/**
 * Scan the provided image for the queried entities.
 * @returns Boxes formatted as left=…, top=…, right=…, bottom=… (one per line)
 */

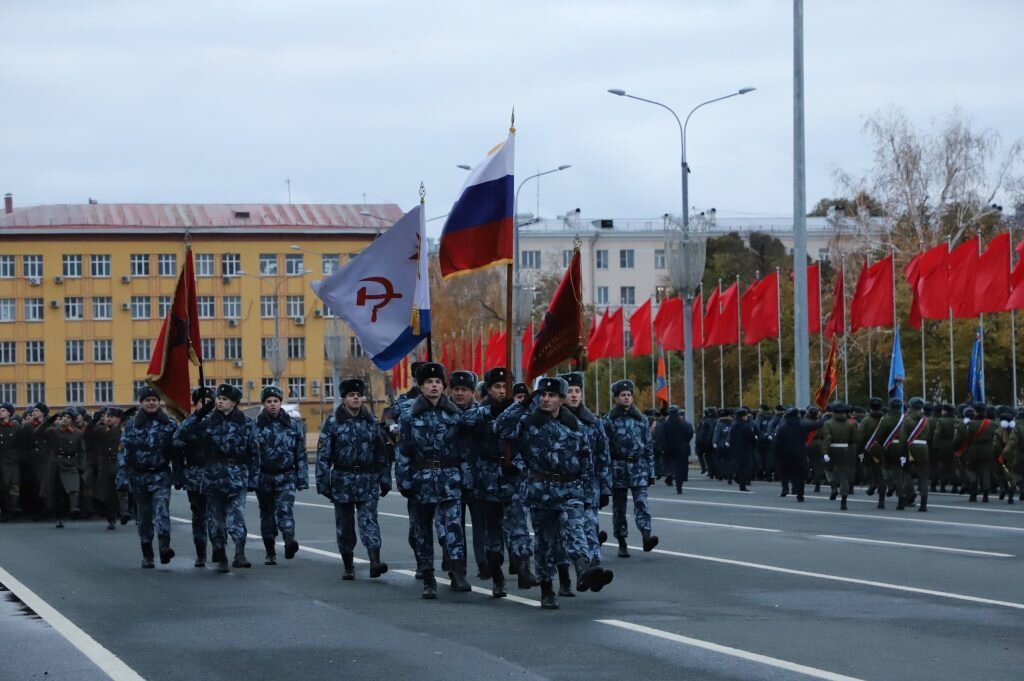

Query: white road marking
left=0, top=565, right=148, bottom=681
left=814, top=534, right=1014, bottom=557
left=597, top=619, right=865, bottom=681
left=596, top=511, right=780, bottom=533
left=653, top=485, right=752, bottom=495
left=796, top=492, right=1024, bottom=516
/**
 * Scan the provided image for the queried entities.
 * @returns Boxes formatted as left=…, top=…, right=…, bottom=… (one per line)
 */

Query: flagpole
left=754, top=270, right=762, bottom=405
left=977, top=237, right=985, bottom=402
left=622, top=307, right=627, bottom=380
left=718, top=278, right=724, bottom=408
left=777, top=266, right=784, bottom=404
left=736, top=274, right=742, bottom=405
left=818, top=263, right=824, bottom=376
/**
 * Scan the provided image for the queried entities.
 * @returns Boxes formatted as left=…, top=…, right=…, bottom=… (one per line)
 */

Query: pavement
left=2, top=474, right=1023, bottom=681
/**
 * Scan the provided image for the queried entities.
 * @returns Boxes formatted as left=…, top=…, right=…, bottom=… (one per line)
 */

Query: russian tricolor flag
left=439, top=132, right=515, bottom=279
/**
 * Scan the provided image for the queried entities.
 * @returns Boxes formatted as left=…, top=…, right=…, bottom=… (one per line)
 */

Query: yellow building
left=0, top=197, right=403, bottom=425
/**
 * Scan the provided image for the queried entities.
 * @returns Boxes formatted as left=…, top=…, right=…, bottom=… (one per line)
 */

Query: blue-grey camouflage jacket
left=174, top=407, right=259, bottom=495
left=461, top=397, right=517, bottom=503
left=317, top=405, right=391, bottom=503
left=253, top=409, right=308, bottom=493
left=567, top=404, right=612, bottom=501
left=603, top=404, right=654, bottom=488
left=495, top=401, right=590, bottom=509
left=116, top=410, right=179, bottom=493
left=173, top=411, right=208, bottom=492
left=396, top=395, right=470, bottom=503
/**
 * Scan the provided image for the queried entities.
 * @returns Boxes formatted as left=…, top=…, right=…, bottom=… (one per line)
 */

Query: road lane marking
left=814, top=534, right=1014, bottom=557
left=0, top=566, right=148, bottom=681
left=795, top=492, right=1024, bottom=515
left=596, top=511, right=780, bottom=533
left=597, top=619, right=865, bottom=681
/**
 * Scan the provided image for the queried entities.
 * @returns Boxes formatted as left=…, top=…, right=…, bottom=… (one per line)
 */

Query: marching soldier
left=173, top=388, right=215, bottom=567
left=931, top=404, right=957, bottom=493
left=805, top=407, right=826, bottom=493
left=0, top=403, right=21, bottom=520
left=821, top=404, right=857, bottom=510
left=954, top=405, right=996, bottom=503
left=900, top=397, right=931, bottom=511
left=729, top=408, right=757, bottom=492
left=604, top=379, right=658, bottom=558
left=92, top=407, right=125, bottom=530
left=512, top=383, right=529, bottom=405
left=878, top=399, right=908, bottom=510
left=711, top=408, right=733, bottom=482
left=993, top=407, right=1015, bottom=503
left=116, top=386, right=179, bottom=567
left=654, top=405, right=692, bottom=495
left=41, top=410, right=85, bottom=528
left=773, top=407, right=823, bottom=502
left=447, top=370, right=486, bottom=580
left=19, top=403, right=52, bottom=519
left=253, top=385, right=308, bottom=566
left=858, top=398, right=888, bottom=507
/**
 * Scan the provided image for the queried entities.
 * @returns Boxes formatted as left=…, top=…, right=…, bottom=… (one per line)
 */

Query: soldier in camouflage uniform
left=175, top=383, right=259, bottom=573
left=820, top=404, right=856, bottom=510
left=253, top=385, right=308, bottom=566
left=954, top=404, right=996, bottom=503
left=604, top=379, right=658, bottom=558
left=496, top=376, right=614, bottom=610
left=116, top=387, right=179, bottom=567
left=40, top=410, right=85, bottom=528
left=899, top=397, right=931, bottom=511
left=710, top=408, right=733, bottom=482
left=512, top=382, right=529, bottom=404
left=393, top=361, right=426, bottom=577
left=447, top=370, right=486, bottom=580
left=92, top=407, right=125, bottom=530
left=317, top=378, right=391, bottom=580
left=173, top=388, right=215, bottom=567
left=396, top=362, right=472, bottom=598
left=0, top=403, right=21, bottom=520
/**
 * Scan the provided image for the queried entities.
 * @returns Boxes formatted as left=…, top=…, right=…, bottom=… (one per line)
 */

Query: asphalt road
left=2, top=474, right=1023, bottom=681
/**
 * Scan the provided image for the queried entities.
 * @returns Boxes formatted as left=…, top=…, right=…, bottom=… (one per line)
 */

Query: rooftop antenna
left=286, top=178, right=292, bottom=204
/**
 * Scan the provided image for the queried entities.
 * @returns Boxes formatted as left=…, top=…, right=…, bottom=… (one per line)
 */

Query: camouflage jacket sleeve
left=395, top=414, right=413, bottom=491
left=315, top=418, right=332, bottom=496
left=248, top=422, right=261, bottom=490
left=115, top=426, right=131, bottom=491
left=173, top=414, right=199, bottom=450
left=494, top=401, right=528, bottom=446
left=293, top=420, right=309, bottom=489
left=641, top=419, right=654, bottom=478
left=375, top=424, right=392, bottom=492
left=594, top=424, right=612, bottom=496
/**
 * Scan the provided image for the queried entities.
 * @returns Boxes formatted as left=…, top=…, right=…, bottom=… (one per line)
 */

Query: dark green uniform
left=92, top=423, right=124, bottom=526
left=858, top=407, right=885, bottom=499
left=820, top=410, right=857, bottom=507
left=899, top=407, right=930, bottom=510
left=930, top=409, right=956, bottom=492
left=0, top=413, right=20, bottom=517
left=41, top=423, right=86, bottom=522
left=873, top=406, right=905, bottom=510
left=953, top=414, right=996, bottom=502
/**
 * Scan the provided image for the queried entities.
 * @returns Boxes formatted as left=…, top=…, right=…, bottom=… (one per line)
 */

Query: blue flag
left=967, top=326, right=985, bottom=402
left=888, top=325, right=905, bottom=401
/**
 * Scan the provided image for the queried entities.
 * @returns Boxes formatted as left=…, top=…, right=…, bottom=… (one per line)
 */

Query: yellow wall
left=0, top=232, right=386, bottom=426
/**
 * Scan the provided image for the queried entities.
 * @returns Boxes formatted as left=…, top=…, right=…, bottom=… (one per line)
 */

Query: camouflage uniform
left=604, top=404, right=656, bottom=545
left=254, top=408, right=308, bottom=557
left=173, top=410, right=212, bottom=560
left=116, top=410, right=178, bottom=559
left=393, top=386, right=423, bottom=557
left=566, top=403, right=611, bottom=563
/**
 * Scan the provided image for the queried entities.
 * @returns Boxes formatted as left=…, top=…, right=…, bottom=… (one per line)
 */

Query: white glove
left=823, top=454, right=830, bottom=463
left=858, top=453, right=864, bottom=462
left=1000, top=420, right=1010, bottom=429
left=388, top=424, right=399, bottom=434
left=899, top=456, right=907, bottom=466
left=963, top=418, right=970, bottom=425
left=1012, top=421, right=1017, bottom=429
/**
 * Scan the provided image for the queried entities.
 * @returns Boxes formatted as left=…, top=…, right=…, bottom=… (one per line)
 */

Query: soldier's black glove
left=599, top=494, right=610, bottom=509
left=196, top=401, right=215, bottom=418
left=648, top=477, right=656, bottom=486
left=173, top=482, right=183, bottom=491
left=123, top=407, right=139, bottom=420
left=380, top=486, right=390, bottom=498
left=399, top=488, right=412, bottom=499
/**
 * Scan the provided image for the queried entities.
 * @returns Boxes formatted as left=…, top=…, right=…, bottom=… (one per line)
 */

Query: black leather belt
left=613, top=456, right=636, bottom=464
left=529, top=471, right=581, bottom=484
left=412, top=458, right=462, bottom=470
left=262, top=466, right=296, bottom=474
left=209, top=456, right=248, bottom=466
left=333, top=464, right=372, bottom=473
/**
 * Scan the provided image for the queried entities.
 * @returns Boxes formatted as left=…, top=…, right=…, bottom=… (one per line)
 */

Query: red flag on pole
left=1005, top=240, right=1024, bottom=311
left=472, top=336, right=483, bottom=375
left=690, top=293, right=704, bottom=350
left=653, top=297, right=684, bottom=352
left=521, top=321, right=535, bottom=379
left=602, top=308, right=625, bottom=358
left=975, top=233, right=1011, bottom=314
left=526, top=248, right=585, bottom=381
left=904, top=243, right=950, bottom=328
left=588, top=309, right=610, bottom=360
left=824, top=267, right=845, bottom=339
left=741, top=272, right=780, bottom=345
left=707, top=282, right=739, bottom=345
left=703, top=286, right=722, bottom=347
left=813, top=336, right=840, bottom=410
left=849, top=254, right=894, bottom=331
left=484, top=330, right=506, bottom=371
left=629, top=298, right=653, bottom=357
left=949, top=237, right=979, bottom=319
left=146, top=248, right=202, bottom=419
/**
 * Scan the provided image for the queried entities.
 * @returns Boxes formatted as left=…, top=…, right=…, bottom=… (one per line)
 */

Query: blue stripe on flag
left=371, top=310, right=432, bottom=370
left=442, top=175, right=513, bottom=236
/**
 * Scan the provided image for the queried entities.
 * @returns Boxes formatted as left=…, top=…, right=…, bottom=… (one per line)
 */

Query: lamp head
left=607, top=88, right=626, bottom=96
left=557, top=165, right=572, bottom=171
left=738, top=87, right=756, bottom=94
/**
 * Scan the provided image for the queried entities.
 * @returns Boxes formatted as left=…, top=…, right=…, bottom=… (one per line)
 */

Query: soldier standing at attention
left=116, top=387, right=179, bottom=567
left=900, top=397, right=931, bottom=511
left=41, top=410, right=85, bottom=528
left=317, top=378, right=391, bottom=580
left=175, top=383, right=259, bottom=573
left=821, top=404, right=857, bottom=510
left=173, top=388, right=215, bottom=567
left=254, top=385, right=308, bottom=566
left=604, top=379, right=658, bottom=558
left=92, top=408, right=125, bottom=530
left=0, top=403, right=22, bottom=520
left=395, top=363, right=471, bottom=598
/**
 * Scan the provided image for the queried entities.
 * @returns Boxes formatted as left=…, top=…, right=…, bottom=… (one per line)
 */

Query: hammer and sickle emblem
left=356, top=277, right=403, bottom=322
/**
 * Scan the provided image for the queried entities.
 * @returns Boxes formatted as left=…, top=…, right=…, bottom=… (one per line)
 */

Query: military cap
left=888, top=398, right=903, bottom=410
left=997, top=406, right=1013, bottom=420
left=106, top=407, right=125, bottom=419
left=339, top=378, right=366, bottom=397
left=774, top=404, right=785, bottom=412
left=831, top=403, right=850, bottom=414
left=806, top=406, right=821, bottom=417
left=484, top=367, right=510, bottom=389
left=716, top=408, right=728, bottom=417
left=535, top=376, right=568, bottom=397
left=449, top=370, right=477, bottom=390
left=667, top=405, right=680, bottom=416
left=611, top=379, right=635, bottom=397
left=1016, top=406, right=1024, bottom=420
left=923, top=403, right=934, bottom=415
left=868, top=397, right=883, bottom=410
left=216, top=383, right=243, bottom=403
left=0, top=402, right=14, bottom=416
left=410, top=361, right=426, bottom=378
left=963, top=406, right=977, bottom=419
left=191, top=387, right=214, bottom=405
left=785, top=407, right=800, bottom=418
left=760, top=403, right=770, bottom=412
left=33, top=402, right=49, bottom=416
left=260, top=385, right=285, bottom=402
left=137, top=385, right=160, bottom=402
left=415, top=362, right=447, bottom=386
left=559, top=372, right=584, bottom=389
left=512, top=382, right=529, bottom=397
left=908, top=397, right=925, bottom=410
left=941, top=403, right=955, bottom=415
left=735, top=408, right=750, bottom=418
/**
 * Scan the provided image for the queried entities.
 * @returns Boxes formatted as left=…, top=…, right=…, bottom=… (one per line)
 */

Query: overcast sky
left=2, top=0, right=1021, bottom=236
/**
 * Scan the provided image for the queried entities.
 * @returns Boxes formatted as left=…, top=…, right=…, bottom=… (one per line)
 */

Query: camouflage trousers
left=206, top=491, right=247, bottom=549
left=612, top=485, right=651, bottom=538
left=474, top=499, right=533, bottom=565
left=503, top=498, right=533, bottom=559
left=134, top=485, right=171, bottom=543
left=334, top=498, right=381, bottom=553
left=582, top=502, right=602, bottom=562
left=187, top=491, right=209, bottom=544
left=411, top=499, right=464, bottom=571
left=530, top=500, right=588, bottom=582
left=257, top=489, right=297, bottom=542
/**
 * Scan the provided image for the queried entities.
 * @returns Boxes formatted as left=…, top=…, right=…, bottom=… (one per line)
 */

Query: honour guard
left=604, top=379, right=658, bottom=557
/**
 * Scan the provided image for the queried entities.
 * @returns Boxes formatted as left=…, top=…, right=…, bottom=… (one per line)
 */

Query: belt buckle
left=352, top=465, right=362, bottom=473
left=626, top=457, right=634, bottom=464
left=551, top=473, right=562, bottom=484
left=431, top=460, right=441, bottom=470
left=226, top=457, right=235, bottom=466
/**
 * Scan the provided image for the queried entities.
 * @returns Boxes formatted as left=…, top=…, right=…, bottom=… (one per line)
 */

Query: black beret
left=105, top=407, right=125, bottom=419
left=415, top=362, right=447, bottom=386
left=484, top=367, right=511, bottom=389
left=137, top=385, right=160, bottom=402
left=216, top=383, right=242, bottom=403
left=449, top=370, right=477, bottom=390
left=260, top=385, right=285, bottom=402
left=191, top=387, right=214, bottom=405
left=339, top=378, right=366, bottom=397
left=512, top=382, right=529, bottom=396
left=611, top=379, right=635, bottom=397
left=535, top=376, right=568, bottom=397
left=774, top=404, right=785, bottom=412
left=559, top=372, right=584, bottom=389
left=33, top=402, right=49, bottom=416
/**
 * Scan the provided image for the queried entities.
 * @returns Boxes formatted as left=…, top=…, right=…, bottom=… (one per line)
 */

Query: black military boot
left=368, top=548, right=388, bottom=578
left=477, top=561, right=491, bottom=580
left=877, top=493, right=885, bottom=509
left=780, top=486, right=789, bottom=497
left=421, top=569, right=438, bottom=599
left=539, top=581, right=559, bottom=610
left=118, top=493, right=131, bottom=525
left=557, top=564, right=576, bottom=598
left=896, top=496, right=906, bottom=511
left=641, top=531, right=659, bottom=552
left=54, top=514, right=64, bottom=529
left=598, top=530, right=608, bottom=545
left=194, top=542, right=207, bottom=568
left=212, top=546, right=230, bottom=573
left=829, top=488, right=839, bottom=501
left=450, top=559, right=472, bottom=592
left=813, top=483, right=821, bottom=493
left=263, top=538, right=277, bottom=566
left=342, top=553, right=355, bottom=580
left=158, top=534, right=175, bottom=564
left=840, top=495, right=848, bottom=511
left=982, top=491, right=989, bottom=503
left=918, top=496, right=928, bottom=512
left=617, top=537, right=630, bottom=558
left=1008, top=489, right=1015, bottom=505
left=574, top=558, right=613, bottom=593
left=106, top=517, right=116, bottom=531
left=232, top=544, right=251, bottom=568
left=930, top=481, right=938, bottom=492
left=866, top=484, right=876, bottom=496
left=517, top=559, right=538, bottom=589
left=284, top=536, right=300, bottom=560
left=999, top=486, right=1006, bottom=500
left=141, top=542, right=155, bottom=569
left=507, top=555, right=520, bottom=576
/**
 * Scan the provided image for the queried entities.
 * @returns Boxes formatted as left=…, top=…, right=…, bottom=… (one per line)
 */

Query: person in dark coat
left=654, top=406, right=693, bottom=494
left=773, top=408, right=825, bottom=502
left=729, top=409, right=757, bottom=491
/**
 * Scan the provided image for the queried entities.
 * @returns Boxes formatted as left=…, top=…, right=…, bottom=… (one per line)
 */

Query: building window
left=287, top=337, right=305, bottom=359
left=202, top=377, right=217, bottom=389
left=91, top=254, right=111, bottom=278
left=285, top=254, right=304, bottom=275
left=654, top=249, right=666, bottom=270
left=66, top=340, right=85, bottom=363
left=158, top=254, right=177, bottom=277
left=0, top=299, right=14, bottom=322
left=225, top=378, right=243, bottom=390
left=561, top=250, right=573, bottom=268
left=596, top=287, right=609, bottom=306
left=349, top=336, right=364, bottom=358
left=64, top=297, right=84, bottom=320
left=222, top=296, right=241, bottom=319
left=94, top=381, right=114, bottom=404
left=260, top=295, right=278, bottom=318
left=0, top=255, right=14, bottom=278
left=130, top=254, right=150, bottom=277
left=286, top=295, right=305, bottom=319
left=195, top=254, right=214, bottom=277
left=620, top=286, right=636, bottom=306
left=25, top=341, right=44, bottom=364
left=132, top=339, right=151, bottom=362
left=23, top=255, right=43, bottom=279
left=521, top=250, right=541, bottom=269
left=261, top=377, right=275, bottom=388
left=201, top=338, right=216, bottom=360
left=132, top=380, right=147, bottom=398
left=261, top=338, right=278, bottom=360
left=62, top=254, right=82, bottom=278
left=322, top=254, right=340, bottom=274
left=221, top=254, right=241, bottom=277
left=595, top=250, right=608, bottom=269
left=130, top=296, right=151, bottom=320
left=619, top=249, right=635, bottom=269
left=24, top=298, right=44, bottom=322
left=197, top=296, right=215, bottom=319
left=259, top=254, right=278, bottom=275
left=323, top=376, right=335, bottom=399
left=92, top=296, right=112, bottom=320
left=818, top=248, right=831, bottom=262
left=0, top=383, right=17, bottom=404
left=26, top=382, right=45, bottom=404
left=93, top=339, right=113, bottom=363
left=287, top=377, right=306, bottom=400
left=224, top=338, right=242, bottom=360
left=66, top=382, right=85, bottom=404
left=157, top=295, right=172, bottom=319
left=0, top=341, right=15, bottom=364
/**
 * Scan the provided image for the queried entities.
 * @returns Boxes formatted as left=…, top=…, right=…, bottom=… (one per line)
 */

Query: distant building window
left=287, top=377, right=306, bottom=400
left=221, top=254, right=241, bottom=277
left=0, top=255, right=14, bottom=278
left=0, top=341, right=15, bottom=364
left=201, top=338, right=216, bottom=360
left=64, top=297, right=84, bottom=320
left=285, top=254, right=304, bottom=275
left=94, top=381, right=114, bottom=404
left=561, top=250, right=573, bottom=268
left=132, top=339, right=151, bottom=362
left=66, top=381, right=85, bottom=404
left=130, top=296, right=151, bottom=320
left=654, top=249, right=666, bottom=270
left=261, top=338, right=274, bottom=360
left=323, top=376, right=335, bottom=398
left=262, top=377, right=275, bottom=388
left=25, top=341, right=44, bottom=364
left=23, top=255, right=44, bottom=279
left=132, top=380, right=147, bottom=398
left=66, top=340, right=85, bottom=363
left=24, top=298, right=44, bottom=321
left=93, top=339, right=112, bottom=363
left=195, top=254, right=214, bottom=277
left=224, top=338, right=242, bottom=360
left=91, top=254, right=111, bottom=278
left=349, top=336, right=364, bottom=358
left=595, top=250, right=608, bottom=270
left=197, top=296, right=215, bottom=319
left=260, top=295, right=277, bottom=319
left=818, top=248, right=831, bottom=261
left=130, top=254, right=150, bottom=277
left=26, top=382, right=45, bottom=404
left=596, top=287, right=609, bottom=306
left=259, top=254, right=278, bottom=275
left=521, top=251, right=541, bottom=269
left=63, top=255, right=82, bottom=278
left=620, top=286, right=636, bottom=306
left=0, top=299, right=15, bottom=322
left=158, top=253, right=177, bottom=277
left=287, top=337, right=305, bottom=359
left=157, top=295, right=172, bottom=319
left=619, top=249, right=635, bottom=269
left=322, top=254, right=340, bottom=274
left=0, top=383, right=17, bottom=404
left=92, top=297, right=112, bottom=320
left=286, top=295, right=305, bottom=319
left=225, top=378, right=243, bottom=390
left=223, top=296, right=241, bottom=319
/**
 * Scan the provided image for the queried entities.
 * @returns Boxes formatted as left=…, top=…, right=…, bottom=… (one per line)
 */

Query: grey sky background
left=2, top=0, right=1021, bottom=237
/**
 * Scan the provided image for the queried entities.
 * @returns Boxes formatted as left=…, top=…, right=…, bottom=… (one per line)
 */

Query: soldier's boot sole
left=284, top=539, right=299, bottom=560
left=866, top=486, right=876, bottom=496
left=642, top=533, right=659, bottom=552
left=507, top=555, right=519, bottom=576
left=557, top=565, right=575, bottom=597
left=590, top=567, right=614, bottom=593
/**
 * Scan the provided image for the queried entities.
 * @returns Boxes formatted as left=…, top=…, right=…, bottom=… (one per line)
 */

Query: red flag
left=588, top=309, right=610, bottom=360
left=707, top=282, right=739, bottom=345
left=949, top=237, right=979, bottom=319
left=1006, top=240, right=1024, bottom=311
left=521, top=321, right=535, bottom=378
left=904, top=253, right=924, bottom=330
left=527, top=249, right=585, bottom=381
left=741, top=272, right=780, bottom=345
left=813, top=336, right=840, bottom=410
left=690, top=293, right=704, bottom=350
left=824, top=267, right=845, bottom=339
left=146, top=248, right=202, bottom=419
left=484, top=330, right=506, bottom=371
left=472, top=335, right=483, bottom=375
left=653, top=297, right=684, bottom=352
left=629, top=298, right=653, bottom=357
left=849, top=254, right=894, bottom=331
left=904, top=243, right=950, bottom=328
left=602, top=307, right=625, bottom=358
left=703, top=286, right=722, bottom=347
left=440, top=338, right=451, bottom=369
left=975, top=233, right=1011, bottom=314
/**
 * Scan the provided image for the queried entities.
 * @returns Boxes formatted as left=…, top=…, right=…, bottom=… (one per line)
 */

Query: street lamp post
left=608, top=87, right=755, bottom=422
